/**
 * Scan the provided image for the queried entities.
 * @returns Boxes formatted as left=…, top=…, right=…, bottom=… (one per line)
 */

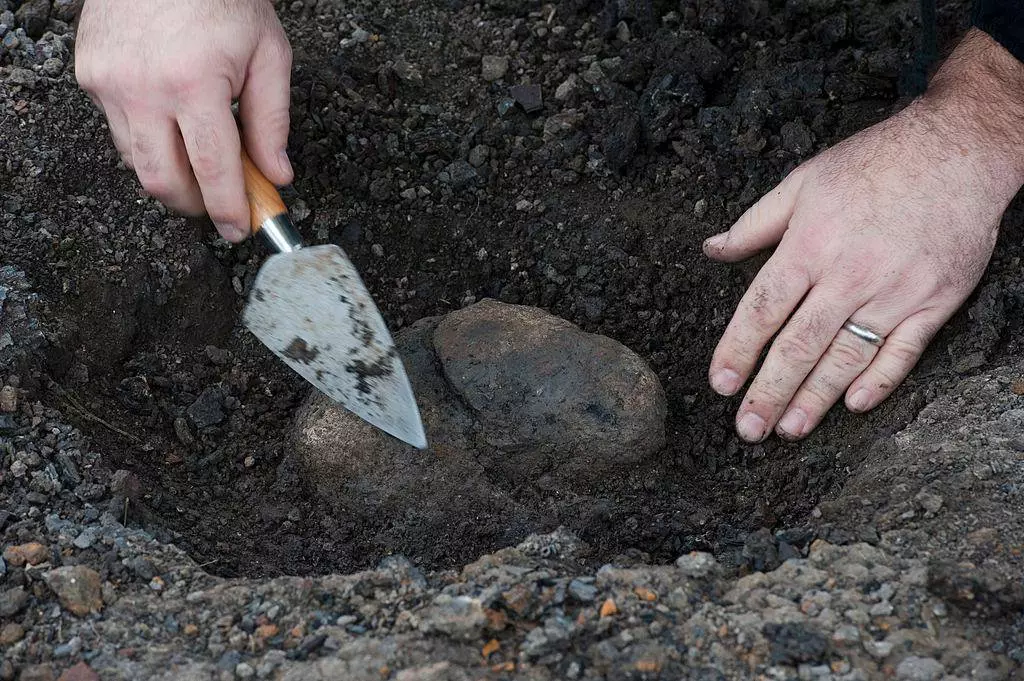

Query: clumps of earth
left=4, top=0, right=1024, bottom=678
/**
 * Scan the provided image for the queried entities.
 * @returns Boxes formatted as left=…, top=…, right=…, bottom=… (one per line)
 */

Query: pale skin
left=74, top=1, right=1024, bottom=442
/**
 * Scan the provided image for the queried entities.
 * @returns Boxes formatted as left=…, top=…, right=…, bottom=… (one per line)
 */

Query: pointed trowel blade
left=242, top=244, right=427, bottom=449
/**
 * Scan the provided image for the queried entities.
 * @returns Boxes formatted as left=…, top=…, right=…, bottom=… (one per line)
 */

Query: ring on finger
left=842, top=320, right=885, bottom=347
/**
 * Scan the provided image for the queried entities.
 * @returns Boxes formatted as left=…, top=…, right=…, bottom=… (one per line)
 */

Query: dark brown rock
left=44, top=566, right=103, bottom=617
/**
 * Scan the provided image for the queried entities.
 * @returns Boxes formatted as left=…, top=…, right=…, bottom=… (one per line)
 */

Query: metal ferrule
left=257, top=214, right=303, bottom=253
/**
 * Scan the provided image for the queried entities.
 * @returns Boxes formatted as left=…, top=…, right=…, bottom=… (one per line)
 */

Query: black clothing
left=973, top=0, right=1024, bottom=63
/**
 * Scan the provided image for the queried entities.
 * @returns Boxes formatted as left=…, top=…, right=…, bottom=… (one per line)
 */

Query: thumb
left=239, top=34, right=294, bottom=186
left=703, top=166, right=804, bottom=263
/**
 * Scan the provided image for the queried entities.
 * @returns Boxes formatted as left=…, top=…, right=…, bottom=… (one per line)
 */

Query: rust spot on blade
left=283, top=337, right=320, bottom=364
left=345, top=350, right=396, bottom=395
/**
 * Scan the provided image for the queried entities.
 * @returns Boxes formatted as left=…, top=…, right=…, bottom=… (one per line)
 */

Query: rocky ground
left=3, top=0, right=1024, bottom=678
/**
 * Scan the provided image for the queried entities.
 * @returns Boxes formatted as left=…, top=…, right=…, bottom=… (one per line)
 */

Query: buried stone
left=291, top=299, right=666, bottom=553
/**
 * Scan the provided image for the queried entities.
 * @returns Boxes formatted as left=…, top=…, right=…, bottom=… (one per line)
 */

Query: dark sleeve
left=972, top=0, right=1024, bottom=63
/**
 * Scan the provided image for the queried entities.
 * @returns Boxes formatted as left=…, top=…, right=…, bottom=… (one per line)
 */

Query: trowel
left=238, top=149, right=427, bottom=449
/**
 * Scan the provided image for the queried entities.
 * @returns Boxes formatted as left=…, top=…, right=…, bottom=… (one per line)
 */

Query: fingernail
left=777, top=408, right=807, bottom=440
left=704, top=233, right=727, bottom=251
left=710, top=369, right=741, bottom=395
left=215, top=222, right=248, bottom=243
left=736, top=412, right=766, bottom=443
left=848, top=388, right=871, bottom=412
left=279, top=150, right=293, bottom=179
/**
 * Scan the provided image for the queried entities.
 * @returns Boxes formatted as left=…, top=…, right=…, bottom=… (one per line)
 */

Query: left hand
left=703, top=29, right=1024, bottom=443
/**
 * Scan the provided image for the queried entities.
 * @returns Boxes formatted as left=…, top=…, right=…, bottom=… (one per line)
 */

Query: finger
left=129, top=114, right=205, bottom=215
left=774, top=315, right=891, bottom=440
left=733, top=286, right=859, bottom=443
left=99, top=102, right=134, bottom=168
left=708, top=253, right=811, bottom=396
left=176, top=81, right=250, bottom=242
left=703, top=166, right=806, bottom=263
left=239, top=33, right=294, bottom=186
left=845, top=310, right=945, bottom=414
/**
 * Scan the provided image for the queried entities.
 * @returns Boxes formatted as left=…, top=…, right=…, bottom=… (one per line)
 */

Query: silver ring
left=842, top=320, right=885, bottom=347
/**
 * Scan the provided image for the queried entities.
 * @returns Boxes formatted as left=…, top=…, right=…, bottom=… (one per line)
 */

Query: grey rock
left=864, top=639, right=894, bottom=659
left=14, top=0, right=48, bottom=39
left=555, top=74, right=578, bottom=101
left=676, top=551, right=718, bottom=578
left=895, top=656, right=945, bottom=681
left=0, top=586, right=29, bottom=617
left=439, top=160, right=479, bottom=189
left=481, top=55, right=508, bottom=81
left=52, top=0, right=83, bottom=22
left=419, top=595, right=487, bottom=640
left=568, top=578, right=597, bottom=602
left=781, top=120, right=814, bottom=154
left=467, top=144, right=489, bottom=168
left=72, top=526, right=97, bottom=549
left=6, top=66, right=36, bottom=88
left=188, top=386, right=225, bottom=428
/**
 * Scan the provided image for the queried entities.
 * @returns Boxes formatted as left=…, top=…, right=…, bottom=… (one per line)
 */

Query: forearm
left=917, top=28, right=1024, bottom=195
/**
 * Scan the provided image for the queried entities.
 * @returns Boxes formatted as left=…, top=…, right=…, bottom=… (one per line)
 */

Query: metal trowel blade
left=242, top=244, right=427, bottom=449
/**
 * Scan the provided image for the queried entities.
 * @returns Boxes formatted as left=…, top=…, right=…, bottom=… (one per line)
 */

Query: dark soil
left=4, top=0, right=1024, bottom=579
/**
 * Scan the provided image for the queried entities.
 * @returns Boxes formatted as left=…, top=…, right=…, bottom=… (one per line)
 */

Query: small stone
left=869, top=601, right=894, bottom=617
left=14, top=0, right=48, bottom=39
left=10, top=459, right=26, bottom=477
left=371, top=244, right=385, bottom=257
left=509, top=84, right=543, bottom=113
left=420, top=595, right=487, bottom=640
left=0, top=622, right=24, bottom=645
left=780, top=120, right=814, bottom=155
left=205, top=345, right=231, bottom=366
left=173, top=417, right=195, bottom=448
left=53, top=636, right=82, bottom=657
left=568, top=579, right=597, bottom=602
left=17, top=665, right=53, bottom=681
left=615, top=20, right=631, bottom=42
left=45, top=565, right=103, bottom=616
left=599, top=598, right=618, bottom=617
left=3, top=541, right=48, bottom=566
left=184, top=623, right=200, bottom=637
left=0, top=385, right=16, bottom=412
left=832, top=626, right=860, bottom=645
left=351, top=27, right=370, bottom=42
left=0, top=587, right=29, bottom=618
left=235, top=663, right=255, bottom=679
left=187, top=386, right=225, bottom=428
left=468, top=145, right=489, bottom=168
left=440, top=160, right=478, bottom=189
left=400, top=187, right=417, bottom=200
left=864, top=640, right=893, bottom=659
left=57, top=662, right=99, bottom=681
left=914, top=490, right=943, bottom=514
left=895, top=656, right=945, bottom=681
left=72, top=527, right=97, bottom=549
left=555, top=74, right=578, bottom=101
left=6, top=67, right=37, bottom=88
left=481, top=55, right=508, bottom=81
left=676, top=551, right=717, bottom=578
left=693, top=199, right=708, bottom=218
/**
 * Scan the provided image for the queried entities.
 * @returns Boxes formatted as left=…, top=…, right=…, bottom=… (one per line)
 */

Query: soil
left=4, top=0, right=1024, bottom=583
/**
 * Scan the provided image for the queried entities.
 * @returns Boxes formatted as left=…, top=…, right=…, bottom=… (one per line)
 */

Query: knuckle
left=829, top=335, right=872, bottom=369
left=775, top=336, right=818, bottom=365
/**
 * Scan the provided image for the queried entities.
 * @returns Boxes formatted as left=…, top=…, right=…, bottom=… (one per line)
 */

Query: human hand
left=704, top=29, right=1024, bottom=443
left=74, top=0, right=294, bottom=242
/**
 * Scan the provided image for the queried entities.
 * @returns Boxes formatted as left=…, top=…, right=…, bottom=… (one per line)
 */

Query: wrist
left=916, top=28, right=1024, bottom=191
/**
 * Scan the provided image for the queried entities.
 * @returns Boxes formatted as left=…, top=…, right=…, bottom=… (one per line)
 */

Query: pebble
left=555, top=74, right=578, bottom=101
left=568, top=578, right=597, bottom=602
left=468, top=144, right=489, bottom=168
left=481, top=55, right=508, bottom=81
left=0, top=587, right=29, bottom=617
left=56, top=662, right=99, bottom=681
left=72, top=527, right=97, bottom=550
left=896, top=656, right=945, bottom=681
left=915, top=490, right=944, bottom=514
left=54, top=636, right=82, bottom=657
left=693, top=199, right=708, bottom=218
left=869, top=601, right=893, bottom=617
left=676, top=551, right=717, bottom=578
left=187, top=386, right=225, bottom=428
left=0, top=384, right=16, bottom=412
left=6, top=66, right=36, bottom=88
left=45, top=565, right=103, bottom=616
left=3, top=540, right=48, bottom=566
left=0, top=622, right=24, bottom=645
left=17, top=665, right=53, bottom=681
left=863, top=639, right=893, bottom=659
left=235, top=663, right=255, bottom=679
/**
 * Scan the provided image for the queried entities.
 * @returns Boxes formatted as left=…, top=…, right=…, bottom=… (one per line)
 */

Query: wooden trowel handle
left=241, top=149, right=287, bottom=232
left=239, top=148, right=303, bottom=253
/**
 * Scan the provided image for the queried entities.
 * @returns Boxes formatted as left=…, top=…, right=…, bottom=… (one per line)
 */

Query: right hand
left=75, top=0, right=294, bottom=242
